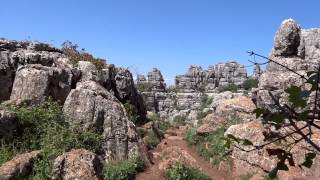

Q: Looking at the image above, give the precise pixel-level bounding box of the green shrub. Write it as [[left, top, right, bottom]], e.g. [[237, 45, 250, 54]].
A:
[[242, 79, 258, 90], [196, 110, 212, 120], [0, 100, 102, 179], [220, 83, 238, 93], [185, 128, 198, 146], [144, 131, 161, 149], [172, 115, 186, 127], [165, 162, 211, 180], [184, 128, 227, 166], [124, 102, 141, 125], [103, 158, 144, 180], [61, 40, 106, 69]]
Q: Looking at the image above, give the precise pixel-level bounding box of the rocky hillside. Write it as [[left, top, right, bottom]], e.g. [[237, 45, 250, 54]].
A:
[[1, 18, 320, 180]]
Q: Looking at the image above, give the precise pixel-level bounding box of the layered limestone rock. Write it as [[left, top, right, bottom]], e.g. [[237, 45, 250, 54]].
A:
[[63, 81, 150, 165], [137, 68, 176, 120], [0, 39, 78, 104], [175, 62, 247, 93], [53, 149, 103, 180], [10, 64, 74, 105], [229, 19, 320, 180], [254, 18, 320, 111]]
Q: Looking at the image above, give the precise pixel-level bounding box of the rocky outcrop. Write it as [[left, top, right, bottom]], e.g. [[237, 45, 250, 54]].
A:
[[63, 81, 150, 165], [10, 64, 73, 105], [0, 110, 17, 140], [254, 19, 320, 111], [53, 149, 103, 180], [175, 62, 247, 93], [215, 96, 256, 122], [0, 150, 42, 180], [229, 19, 320, 180], [0, 39, 78, 104]]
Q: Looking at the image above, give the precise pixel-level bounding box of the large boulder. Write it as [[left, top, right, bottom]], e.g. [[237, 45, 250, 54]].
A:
[[0, 150, 41, 180], [273, 19, 301, 57], [0, 39, 75, 103], [215, 96, 256, 122], [53, 149, 103, 180], [0, 110, 17, 140], [10, 64, 73, 105], [63, 81, 150, 165]]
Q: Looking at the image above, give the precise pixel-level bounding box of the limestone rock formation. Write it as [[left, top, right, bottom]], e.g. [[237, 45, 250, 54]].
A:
[[175, 62, 247, 93], [63, 81, 150, 165], [254, 18, 320, 111], [10, 64, 73, 105], [0, 150, 42, 180], [0, 39, 77, 104], [53, 149, 103, 180], [0, 110, 17, 139]]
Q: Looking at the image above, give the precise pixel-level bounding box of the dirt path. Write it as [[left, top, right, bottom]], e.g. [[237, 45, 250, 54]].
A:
[[136, 127, 228, 180]]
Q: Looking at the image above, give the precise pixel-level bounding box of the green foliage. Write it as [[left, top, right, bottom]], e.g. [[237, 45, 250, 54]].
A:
[[144, 131, 161, 149], [301, 152, 316, 168], [165, 162, 211, 180], [172, 115, 186, 127], [242, 79, 258, 90], [185, 128, 198, 146], [220, 83, 238, 93], [185, 128, 227, 165], [124, 102, 141, 125], [61, 40, 106, 69], [136, 83, 152, 92], [103, 158, 144, 180], [0, 100, 103, 179]]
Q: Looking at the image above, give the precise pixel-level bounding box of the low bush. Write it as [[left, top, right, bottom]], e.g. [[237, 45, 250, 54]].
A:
[[165, 162, 211, 180], [61, 40, 106, 69], [103, 157, 144, 180], [172, 115, 186, 127], [220, 83, 238, 93], [0, 100, 102, 179], [242, 79, 258, 90], [185, 128, 227, 166], [144, 131, 161, 149]]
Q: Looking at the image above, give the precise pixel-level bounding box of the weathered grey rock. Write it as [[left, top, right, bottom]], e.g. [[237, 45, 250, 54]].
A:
[[0, 51, 14, 101], [0, 150, 41, 180], [273, 19, 301, 57], [78, 61, 101, 82], [63, 81, 150, 164], [0, 39, 75, 102], [10, 64, 73, 105], [53, 149, 103, 180], [252, 64, 262, 79], [255, 19, 320, 111], [102, 66, 147, 119], [0, 110, 17, 139]]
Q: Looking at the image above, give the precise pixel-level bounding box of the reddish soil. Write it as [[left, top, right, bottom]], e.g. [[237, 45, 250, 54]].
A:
[[135, 127, 229, 180]]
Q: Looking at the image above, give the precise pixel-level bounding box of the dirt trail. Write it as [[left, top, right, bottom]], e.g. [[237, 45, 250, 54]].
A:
[[136, 127, 228, 180]]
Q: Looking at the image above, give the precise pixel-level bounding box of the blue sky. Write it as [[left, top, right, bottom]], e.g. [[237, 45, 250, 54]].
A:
[[1, 0, 320, 84]]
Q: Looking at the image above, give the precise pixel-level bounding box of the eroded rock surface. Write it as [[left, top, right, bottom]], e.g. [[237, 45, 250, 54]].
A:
[[0, 150, 41, 180], [53, 149, 103, 180], [63, 81, 150, 165]]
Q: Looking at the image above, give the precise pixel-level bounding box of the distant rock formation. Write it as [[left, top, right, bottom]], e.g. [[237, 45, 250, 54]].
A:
[[175, 61, 247, 93]]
